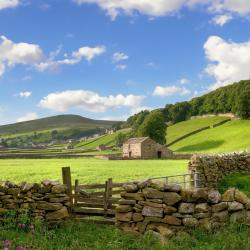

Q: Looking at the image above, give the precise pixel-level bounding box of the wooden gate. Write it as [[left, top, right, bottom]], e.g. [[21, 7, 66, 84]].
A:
[[61, 167, 129, 224]]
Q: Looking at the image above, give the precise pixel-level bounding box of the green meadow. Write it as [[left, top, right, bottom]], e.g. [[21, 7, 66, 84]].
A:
[[0, 158, 187, 183], [170, 120, 250, 154]]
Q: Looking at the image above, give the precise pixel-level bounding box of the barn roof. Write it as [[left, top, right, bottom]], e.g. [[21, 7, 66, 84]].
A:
[[124, 137, 150, 144]]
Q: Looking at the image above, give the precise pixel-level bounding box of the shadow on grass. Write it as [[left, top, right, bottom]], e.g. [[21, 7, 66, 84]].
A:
[[176, 140, 224, 152]]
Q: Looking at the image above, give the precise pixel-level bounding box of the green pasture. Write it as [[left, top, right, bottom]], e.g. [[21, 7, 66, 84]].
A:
[[76, 128, 131, 149], [218, 173, 250, 196], [0, 158, 187, 183], [167, 116, 229, 145], [170, 120, 250, 154]]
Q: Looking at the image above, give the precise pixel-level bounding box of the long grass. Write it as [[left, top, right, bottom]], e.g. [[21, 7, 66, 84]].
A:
[[218, 173, 250, 196], [0, 221, 249, 250]]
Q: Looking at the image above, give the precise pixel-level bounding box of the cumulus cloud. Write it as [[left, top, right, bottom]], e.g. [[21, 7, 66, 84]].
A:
[[152, 85, 191, 97], [211, 14, 232, 26], [0, 36, 106, 76], [0, 0, 19, 10], [73, 0, 184, 20], [73, 0, 250, 20], [112, 52, 129, 62], [17, 112, 38, 123], [39, 90, 144, 113], [204, 36, 250, 90], [36, 46, 106, 72], [0, 36, 43, 76], [17, 91, 32, 98]]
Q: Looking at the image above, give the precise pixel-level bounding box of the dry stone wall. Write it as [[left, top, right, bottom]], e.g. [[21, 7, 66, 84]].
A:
[[188, 152, 250, 188], [0, 180, 70, 221], [116, 180, 250, 239]]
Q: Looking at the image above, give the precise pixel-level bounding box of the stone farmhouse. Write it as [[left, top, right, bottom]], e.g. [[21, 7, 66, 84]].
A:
[[123, 137, 173, 159]]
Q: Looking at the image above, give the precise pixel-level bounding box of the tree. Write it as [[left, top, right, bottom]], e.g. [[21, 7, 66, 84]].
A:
[[137, 111, 167, 145], [115, 133, 127, 147], [237, 90, 250, 119]]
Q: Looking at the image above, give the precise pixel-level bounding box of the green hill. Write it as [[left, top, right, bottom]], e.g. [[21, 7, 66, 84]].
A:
[[166, 116, 229, 145], [0, 115, 117, 135], [169, 119, 250, 154], [76, 129, 131, 149]]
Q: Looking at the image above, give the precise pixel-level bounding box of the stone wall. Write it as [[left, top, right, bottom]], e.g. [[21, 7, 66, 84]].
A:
[[188, 152, 250, 188], [0, 180, 70, 221], [115, 180, 250, 239]]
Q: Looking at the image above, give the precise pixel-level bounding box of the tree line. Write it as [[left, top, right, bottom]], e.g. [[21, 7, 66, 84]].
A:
[[125, 79, 250, 145]]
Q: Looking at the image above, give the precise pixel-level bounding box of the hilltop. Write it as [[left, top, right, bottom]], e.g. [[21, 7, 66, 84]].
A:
[[0, 114, 118, 136]]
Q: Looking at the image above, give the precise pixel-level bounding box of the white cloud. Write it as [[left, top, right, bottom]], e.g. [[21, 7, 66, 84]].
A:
[[73, 0, 184, 20], [204, 36, 250, 90], [220, 0, 250, 15], [17, 112, 38, 123], [73, 0, 250, 20], [18, 91, 32, 98], [39, 90, 144, 113], [0, 0, 19, 10], [211, 14, 232, 26], [112, 52, 128, 62], [153, 85, 191, 97], [180, 78, 190, 84], [115, 64, 127, 70], [36, 46, 106, 71], [0, 36, 106, 76], [0, 36, 43, 76]]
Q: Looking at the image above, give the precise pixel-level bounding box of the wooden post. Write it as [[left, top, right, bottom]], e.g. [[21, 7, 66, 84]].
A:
[[104, 178, 113, 217], [108, 178, 113, 209], [62, 167, 73, 208], [74, 179, 79, 206], [104, 180, 109, 217]]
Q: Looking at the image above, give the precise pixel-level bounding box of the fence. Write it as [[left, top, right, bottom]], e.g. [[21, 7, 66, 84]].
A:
[[61, 167, 201, 224]]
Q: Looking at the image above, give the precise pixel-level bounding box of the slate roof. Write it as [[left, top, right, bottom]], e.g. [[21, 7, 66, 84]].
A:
[[124, 137, 150, 144]]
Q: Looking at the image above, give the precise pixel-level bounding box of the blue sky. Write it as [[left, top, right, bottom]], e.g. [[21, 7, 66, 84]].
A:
[[0, 0, 250, 124]]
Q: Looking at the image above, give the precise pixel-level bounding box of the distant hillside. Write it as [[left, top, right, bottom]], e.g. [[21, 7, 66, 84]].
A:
[[0, 115, 118, 136], [127, 79, 250, 129]]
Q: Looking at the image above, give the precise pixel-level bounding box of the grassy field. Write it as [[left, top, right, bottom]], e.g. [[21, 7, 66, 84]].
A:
[[0, 159, 187, 183], [218, 173, 250, 196], [170, 120, 250, 154], [166, 116, 229, 145], [75, 128, 131, 149], [1, 221, 249, 250]]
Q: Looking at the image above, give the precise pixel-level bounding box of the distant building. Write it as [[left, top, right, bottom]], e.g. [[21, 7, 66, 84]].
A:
[[123, 137, 173, 159]]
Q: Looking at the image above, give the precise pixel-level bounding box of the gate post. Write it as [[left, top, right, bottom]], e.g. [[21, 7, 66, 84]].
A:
[[62, 167, 73, 210]]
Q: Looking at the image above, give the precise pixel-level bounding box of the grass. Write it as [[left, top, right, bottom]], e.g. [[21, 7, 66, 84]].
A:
[[170, 120, 250, 154], [166, 116, 229, 145], [0, 158, 187, 183], [0, 221, 249, 250], [76, 129, 131, 149], [218, 173, 250, 196]]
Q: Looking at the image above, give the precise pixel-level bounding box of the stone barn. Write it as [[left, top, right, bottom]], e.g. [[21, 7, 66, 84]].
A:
[[123, 137, 173, 159]]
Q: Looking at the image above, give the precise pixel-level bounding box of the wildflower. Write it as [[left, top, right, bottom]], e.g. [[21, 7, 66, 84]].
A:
[[18, 244, 24, 250]]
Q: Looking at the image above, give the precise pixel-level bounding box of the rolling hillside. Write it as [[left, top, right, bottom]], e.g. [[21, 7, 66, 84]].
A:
[[76, 128, 131, 149], [0, 115, 118, 135], [166, 116, 230, 145], [169, 119, 250, 154]]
